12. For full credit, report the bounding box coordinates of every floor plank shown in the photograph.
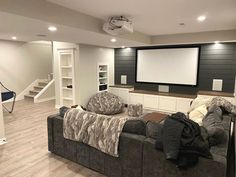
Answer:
[0,100,105,177]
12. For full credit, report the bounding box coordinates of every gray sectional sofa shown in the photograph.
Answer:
[47,113,235,177]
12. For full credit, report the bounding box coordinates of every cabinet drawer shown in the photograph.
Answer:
[159,96,176,112]
[129,93,143,104]
[119,89,129,104]
[176,98,193,114]
[143,94,158,110]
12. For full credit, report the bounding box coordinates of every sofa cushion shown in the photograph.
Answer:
[146,120,164,139]
[87,91,124,115]
[122,119,146,136]
[203,105,227,146]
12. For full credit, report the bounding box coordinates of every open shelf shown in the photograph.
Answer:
[98,64,109,92]
[59,49,75,107]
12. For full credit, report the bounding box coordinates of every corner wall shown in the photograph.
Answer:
[0,40,53,96]
[78,44,114,106]
[53,42,114,107]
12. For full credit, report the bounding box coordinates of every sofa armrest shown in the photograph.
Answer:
[143,137,227,177]
[47,114,62,152]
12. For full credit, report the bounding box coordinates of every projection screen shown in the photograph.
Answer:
[136,47,199,85]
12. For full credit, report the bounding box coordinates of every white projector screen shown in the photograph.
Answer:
[136,47,199,85]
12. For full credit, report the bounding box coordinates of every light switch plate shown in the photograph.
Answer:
[121,75,127,84]
[212,79,223,91]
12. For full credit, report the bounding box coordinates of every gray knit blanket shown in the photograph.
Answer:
[63,108,132,157]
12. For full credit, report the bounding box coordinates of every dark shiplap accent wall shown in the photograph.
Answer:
[115,43,236,94]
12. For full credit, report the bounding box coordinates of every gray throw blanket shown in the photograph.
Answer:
[63,108,133,157]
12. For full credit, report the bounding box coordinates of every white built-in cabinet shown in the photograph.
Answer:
[109,86,134,104]
[109,86,193,114]
[109,86,236,114]
[129,92,193,114]
[98,64,109,92]
[58,49,76,107]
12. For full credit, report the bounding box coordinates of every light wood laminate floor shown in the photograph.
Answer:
[0,100,105,177]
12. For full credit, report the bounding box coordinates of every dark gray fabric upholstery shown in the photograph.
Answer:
[142,138,226,177]
[146,120,164,139]
[122,119,146,136]
[47,113,233,177]
[48,115,145,177]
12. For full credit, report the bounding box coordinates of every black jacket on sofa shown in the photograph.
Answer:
[155,112,212,168]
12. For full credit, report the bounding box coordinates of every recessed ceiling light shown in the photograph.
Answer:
[197,16,206,22]
[48,26,57,32]
[121,46,125,48]
[11,36,17,40]
[214,41,220,44]
[179,23,185,26]
[110,38,117,42]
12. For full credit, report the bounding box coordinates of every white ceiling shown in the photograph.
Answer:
[0,11,145,48]
[48,0,236,35]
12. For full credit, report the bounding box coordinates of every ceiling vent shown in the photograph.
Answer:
[103,16,133,35]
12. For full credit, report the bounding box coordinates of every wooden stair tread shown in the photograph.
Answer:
[24,94,35,98]
[30,90,40,93]
[34,86,44,89]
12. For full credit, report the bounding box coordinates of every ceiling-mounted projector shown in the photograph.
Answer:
[103,16,133,35]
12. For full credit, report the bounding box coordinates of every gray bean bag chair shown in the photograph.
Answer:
[86,91,124,115]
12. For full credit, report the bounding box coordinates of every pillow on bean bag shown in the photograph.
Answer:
[208,96,236,114]
[86,91,124,115]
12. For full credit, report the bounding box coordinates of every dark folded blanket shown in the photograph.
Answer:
[155,112,212,168]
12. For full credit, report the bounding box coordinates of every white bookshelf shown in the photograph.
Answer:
[58,49,75,107]
[97,64,109,92]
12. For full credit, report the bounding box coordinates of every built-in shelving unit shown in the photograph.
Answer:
[97,64,109,92]
[58,49,75,107]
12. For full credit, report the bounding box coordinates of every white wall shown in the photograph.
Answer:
[78,44,114,106]
[53,42,114,107]
[0,40,53,96]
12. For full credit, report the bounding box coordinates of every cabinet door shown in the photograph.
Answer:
[143,94,158,110]
[129,93,143,104]
[119,89,129,104]
[176,98,193,114]
[158,96,176,112]
[109,87,119,96]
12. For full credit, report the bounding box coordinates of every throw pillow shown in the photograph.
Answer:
[189,105,208,126]
[189,97,212,112]
[202,105,226,146]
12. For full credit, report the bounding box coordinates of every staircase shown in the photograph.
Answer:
[24,80,49,100]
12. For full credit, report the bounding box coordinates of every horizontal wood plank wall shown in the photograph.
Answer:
[115,43,236,94]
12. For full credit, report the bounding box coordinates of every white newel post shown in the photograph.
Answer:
[0,87,6,144]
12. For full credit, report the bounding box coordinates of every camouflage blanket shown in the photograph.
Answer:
[63,108,132,157]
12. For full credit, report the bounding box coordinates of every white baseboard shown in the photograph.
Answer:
[0,137,7,145]
[34,97,55,103]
